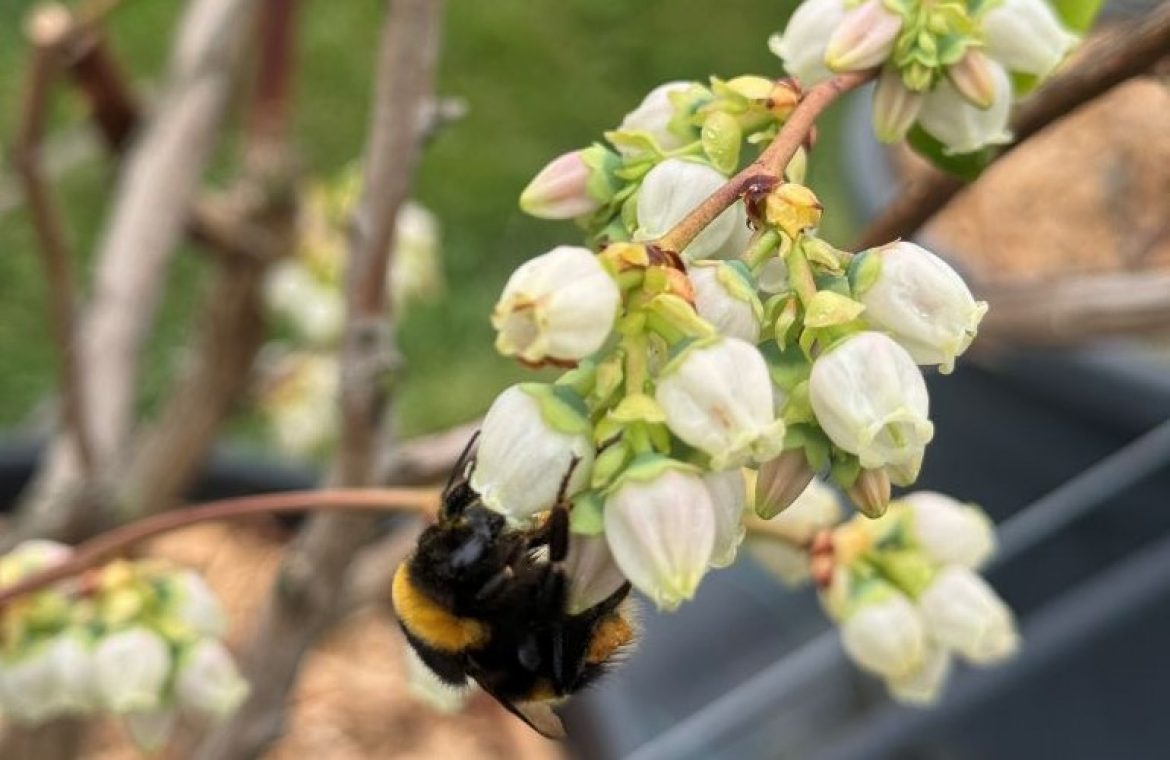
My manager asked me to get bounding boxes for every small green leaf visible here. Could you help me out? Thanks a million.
[804,291,865,329]
[700,111,743,175]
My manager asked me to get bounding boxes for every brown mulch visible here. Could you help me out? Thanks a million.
[81,521,563,760]
[903,76,1170,284]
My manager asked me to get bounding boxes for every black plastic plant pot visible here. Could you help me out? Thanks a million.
[559,92,1170,760]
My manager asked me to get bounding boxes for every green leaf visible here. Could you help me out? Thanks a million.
[1050,0,1103,33]
[700,111,743,175]
[906,124,995,180]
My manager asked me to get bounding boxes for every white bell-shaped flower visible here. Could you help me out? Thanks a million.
[47,632,98,716]
[919,566,1019,664]
[262,351,339,458]
[918,60,1013,154]
[840,589,927,680]
[902,491,995,569]
[655,338,787,469]
[519,150,603,219]
[769,0,848,86]
[809,332,933,469]
[604,462,716,610]
[886,641,953,706]
[389,201,444,310]
[688,261,763,343]
[94,626,172,713]
[0,641,64,722]
[824,0,902,72]
[175,639,250,718]
[858,242,987,373]
[168,570,228,638]
[563,534,629,615]
[617,81,695,154]
[704,468,748,568]
[635,159,746,260]
[470,384,594,523]
[981,0,1078,78]
[492,246,620,364]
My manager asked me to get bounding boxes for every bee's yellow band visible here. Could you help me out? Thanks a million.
[392,563,490,652]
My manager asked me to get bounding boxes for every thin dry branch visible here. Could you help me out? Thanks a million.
[8,0,259,548]
[855,4,1170,250]
[194,2,444,757]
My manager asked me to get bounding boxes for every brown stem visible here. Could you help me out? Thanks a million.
[656,69,875,253]
[14,6,95,476]
[247,0,299,163]
[855,5,1170,250]
[0,488,438,608]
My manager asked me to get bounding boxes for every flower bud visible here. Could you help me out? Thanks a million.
[704,469,748,568]
[769,0,848,86]
[166,570,227,638]
[492,246,620,364]
[809,332,934,469]
[919,566,1018,663]
[840,587,927,680]
[902,491,995,569]
[688,261,763,343]
[764,183,822,239]
[847,467,891,518]
[825,0,903,72]
[604,461,716,610]
[858,242,987,372]
[886,641,952,705]
[563,534,628,615]
[636,159,746,260]
[754,450,817,520]
[175,639,250,718]
[617,81,696,154]
[947,48,998,109]
[918,60,1012,154]
[519,150,603,219]
[94,626,172,713]
[470,384,594,523]
[981,0,1078,78]
[655,338,787,469]
[872,66,923,143]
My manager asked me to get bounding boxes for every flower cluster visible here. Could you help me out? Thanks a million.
[0,541,247,749]
[772,0,1079,153]
[814,491,1015,704]
[259,166,443,458]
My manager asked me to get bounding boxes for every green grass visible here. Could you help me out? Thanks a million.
[0,0,859,447]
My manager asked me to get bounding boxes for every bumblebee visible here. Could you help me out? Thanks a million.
[391,437,637,738]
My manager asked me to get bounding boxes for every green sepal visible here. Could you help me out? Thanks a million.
[701,111,743,175]
[591,441,631,490]
[801,237,847,276]
[869,549,938,599]
[803,291,866,329]
[774,298,800,349]
[556,359,597,397]
[830,452,862,490]
[605,453,698,494]
[609,393,666,425]
[591,354,625,408]
[1010,71,1040,98]
[614,160,656,183]
[781,380,816,425]
[907,124,995,180]
[519,383,592,436]
[645,294,717,342]
[784,424,831,472]
[757,341,810,393]
[604,129,666,158]
[812,272,853,297]
[847,249,882,297]
[580,143,624,204]
[570,490,606,535]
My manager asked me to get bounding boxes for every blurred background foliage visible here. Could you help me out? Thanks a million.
[0,0,857,445]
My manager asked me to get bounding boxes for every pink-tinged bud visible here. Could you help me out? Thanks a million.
[872,66,922,143]
[947,49,998,110]
[519,150,602,220]
[825,0,903,73]
[754,450,817,520]
[848,468,891,518]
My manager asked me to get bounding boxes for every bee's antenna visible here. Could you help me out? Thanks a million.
[443,429,481,498]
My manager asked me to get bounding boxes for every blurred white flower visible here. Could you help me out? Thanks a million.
[470,384,594,523]
[919,566,1018,664]
[175,639,250,718]
[886,641,952,706]
[492,246,620,364]
[840,589,927,680]
[264,263,345,346]
[168,570,228,638]
[123,709,177,752]
[605,463,716,610]
[981,0,1078,78]
[635,159,747,260]
[747,478,841,585]
[809,332,933,469]
[902,492,995,569]
[656,338,787,469]
[94,627,172,713]
[260,352,339,459]
[389,201,444,311]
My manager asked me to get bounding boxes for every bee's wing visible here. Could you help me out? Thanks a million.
[469,672,566,739]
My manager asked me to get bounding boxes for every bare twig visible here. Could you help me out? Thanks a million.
[0,487,439,608]
[194,2,444,757]
[8,0,259,547]
[657,70,875,253]
[12,5,95,477]
[855,5,1170,249]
